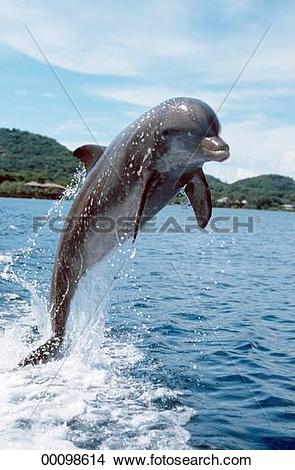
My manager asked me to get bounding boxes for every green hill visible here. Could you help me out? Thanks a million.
[207,175,227,192]
[0,127,294,209]
[210,174,295,209]
[0,128,77,185]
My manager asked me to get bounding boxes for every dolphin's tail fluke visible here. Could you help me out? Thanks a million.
[18,335,64,366]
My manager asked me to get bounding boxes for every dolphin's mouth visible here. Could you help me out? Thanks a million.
[201,136,230,161]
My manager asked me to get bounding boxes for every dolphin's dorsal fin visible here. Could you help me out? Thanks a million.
[185,169,212,228]
[73,144,106,173]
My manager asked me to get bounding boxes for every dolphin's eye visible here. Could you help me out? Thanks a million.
[162,128,181,136]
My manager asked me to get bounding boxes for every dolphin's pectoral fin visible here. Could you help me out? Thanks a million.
[18,335,64,367]
[133,172,158,242]
[73,144,106,173]
[185,169,212,229]
[133,183,149,242]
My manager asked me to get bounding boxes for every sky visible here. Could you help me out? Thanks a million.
[0,0,294,182]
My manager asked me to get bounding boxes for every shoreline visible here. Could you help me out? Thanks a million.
[0,192,62,200]
[1,192,294,211]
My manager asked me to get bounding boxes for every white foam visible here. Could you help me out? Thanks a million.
[0,253,12,264]
[0,323,193,449]
[0,258,194,450]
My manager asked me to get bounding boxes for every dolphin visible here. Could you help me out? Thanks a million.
[19,97,230,366]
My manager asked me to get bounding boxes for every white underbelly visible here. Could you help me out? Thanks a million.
[82,182,141,270]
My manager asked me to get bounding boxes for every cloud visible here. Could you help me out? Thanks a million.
[84,85,181,108]
[84,81,294,112]
[209,120,295,182]
[40,92,56,98]
[15,89,29,96]
[0,0,203,77]
[0,0,294,83]
[85,81,238,112]
[55,117,108,133]
[276,151,295,177]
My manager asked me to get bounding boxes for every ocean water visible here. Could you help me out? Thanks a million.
[0,196,294,450]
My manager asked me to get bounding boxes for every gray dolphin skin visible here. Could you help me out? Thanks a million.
[19,97,230,366]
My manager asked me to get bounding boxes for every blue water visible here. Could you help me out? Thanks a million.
[0,196,294,449]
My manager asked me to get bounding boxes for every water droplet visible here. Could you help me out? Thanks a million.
[130,247,136,260]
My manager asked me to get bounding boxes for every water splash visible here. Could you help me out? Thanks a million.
[0,242,193,450]
[130,246,137,260]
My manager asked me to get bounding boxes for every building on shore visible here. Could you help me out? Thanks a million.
[25,181,65,190]
[281,203,295,211]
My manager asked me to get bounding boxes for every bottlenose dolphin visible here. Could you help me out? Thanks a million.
[19,97,229,366]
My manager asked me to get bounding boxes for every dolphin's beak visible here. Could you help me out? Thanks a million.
[201,136,230,161]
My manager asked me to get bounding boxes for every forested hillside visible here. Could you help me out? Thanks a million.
[0,128,77,184]
[0,127,294,209]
